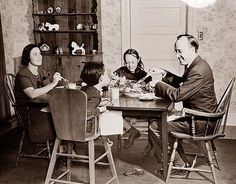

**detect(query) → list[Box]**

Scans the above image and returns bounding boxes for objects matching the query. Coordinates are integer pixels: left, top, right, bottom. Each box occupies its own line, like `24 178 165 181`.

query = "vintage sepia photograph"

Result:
0 0 235 183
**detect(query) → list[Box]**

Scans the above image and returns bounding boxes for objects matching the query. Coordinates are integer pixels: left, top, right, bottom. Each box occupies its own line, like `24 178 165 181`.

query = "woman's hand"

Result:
52 72 62 85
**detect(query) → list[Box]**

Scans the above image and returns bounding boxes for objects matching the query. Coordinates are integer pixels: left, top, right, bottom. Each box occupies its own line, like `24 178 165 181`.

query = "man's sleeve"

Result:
162 71 182 88
155 72 204 102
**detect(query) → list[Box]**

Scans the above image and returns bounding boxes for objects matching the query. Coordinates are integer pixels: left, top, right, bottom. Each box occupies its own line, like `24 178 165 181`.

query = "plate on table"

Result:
138 93 155 101
124 92 141 98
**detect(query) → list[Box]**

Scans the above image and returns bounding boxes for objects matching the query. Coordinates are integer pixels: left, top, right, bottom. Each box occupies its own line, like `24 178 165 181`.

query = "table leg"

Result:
160 111 168 181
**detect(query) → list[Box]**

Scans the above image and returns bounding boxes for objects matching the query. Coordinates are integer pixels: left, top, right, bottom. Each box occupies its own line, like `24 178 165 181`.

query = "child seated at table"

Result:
112 48 152 148
79 61 109 132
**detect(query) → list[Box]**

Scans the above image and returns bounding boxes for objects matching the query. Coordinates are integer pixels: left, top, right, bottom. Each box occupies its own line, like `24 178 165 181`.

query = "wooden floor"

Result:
0 129 236 184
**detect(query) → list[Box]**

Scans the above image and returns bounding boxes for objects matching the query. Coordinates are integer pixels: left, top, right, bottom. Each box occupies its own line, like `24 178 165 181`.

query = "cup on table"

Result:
68 82 76 89
111 87 119 100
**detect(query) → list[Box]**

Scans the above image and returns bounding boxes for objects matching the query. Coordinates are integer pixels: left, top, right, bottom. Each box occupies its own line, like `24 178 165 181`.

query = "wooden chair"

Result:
3 73 51 166
166 78 235 183
45 88 119 184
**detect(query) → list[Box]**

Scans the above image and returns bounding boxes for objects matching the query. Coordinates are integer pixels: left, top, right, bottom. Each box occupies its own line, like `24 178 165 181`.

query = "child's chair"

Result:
45 88 119 184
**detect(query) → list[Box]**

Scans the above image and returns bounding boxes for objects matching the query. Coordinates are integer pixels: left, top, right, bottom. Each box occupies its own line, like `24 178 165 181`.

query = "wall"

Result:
188 0 236 125
1 0 236 125
0 0 34 73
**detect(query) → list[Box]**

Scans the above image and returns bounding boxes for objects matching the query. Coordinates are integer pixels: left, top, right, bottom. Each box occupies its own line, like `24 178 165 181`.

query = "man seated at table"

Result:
148 34 217 173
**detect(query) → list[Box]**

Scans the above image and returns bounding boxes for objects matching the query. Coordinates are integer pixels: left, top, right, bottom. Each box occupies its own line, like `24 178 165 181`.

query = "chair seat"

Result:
170 131 226 141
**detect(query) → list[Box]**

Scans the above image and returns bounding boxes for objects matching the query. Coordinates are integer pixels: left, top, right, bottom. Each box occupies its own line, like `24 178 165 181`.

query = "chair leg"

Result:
67 142 72 181
117 135 121 154
16 129 25 166
102 137 119 184
45 138 61 184
211 140 220 170
88 140 95 184
206 141 217 184
46 140 51 159
166 139 178 183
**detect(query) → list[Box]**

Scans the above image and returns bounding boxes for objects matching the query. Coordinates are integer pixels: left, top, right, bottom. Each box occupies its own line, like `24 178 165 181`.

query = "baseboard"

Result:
224 125 236 139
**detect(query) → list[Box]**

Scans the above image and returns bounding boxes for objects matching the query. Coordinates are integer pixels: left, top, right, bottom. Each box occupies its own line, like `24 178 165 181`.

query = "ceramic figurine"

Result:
44 22 59 31
39 43 50 52
38 23 47 31
71 42 85 55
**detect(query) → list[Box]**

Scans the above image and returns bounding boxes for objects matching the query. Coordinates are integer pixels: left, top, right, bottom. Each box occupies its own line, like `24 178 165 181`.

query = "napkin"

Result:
100 110 123 135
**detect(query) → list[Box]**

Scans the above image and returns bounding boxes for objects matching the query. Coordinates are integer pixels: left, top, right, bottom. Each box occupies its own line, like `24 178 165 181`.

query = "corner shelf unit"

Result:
32 0 102 82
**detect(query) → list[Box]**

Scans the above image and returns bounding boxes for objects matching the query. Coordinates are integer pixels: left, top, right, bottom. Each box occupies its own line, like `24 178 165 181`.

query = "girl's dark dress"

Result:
114 66 152 83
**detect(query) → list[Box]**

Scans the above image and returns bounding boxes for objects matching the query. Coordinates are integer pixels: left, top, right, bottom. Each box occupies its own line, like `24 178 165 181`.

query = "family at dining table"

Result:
14 33 217 175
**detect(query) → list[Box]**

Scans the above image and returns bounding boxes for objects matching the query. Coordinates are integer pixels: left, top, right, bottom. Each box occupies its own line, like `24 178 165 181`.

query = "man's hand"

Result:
148 68 166 76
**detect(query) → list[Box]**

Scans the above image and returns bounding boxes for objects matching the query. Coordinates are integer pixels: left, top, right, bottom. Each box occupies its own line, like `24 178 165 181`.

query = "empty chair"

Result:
45 88 119 184
3 73 52 166
166 78 235 183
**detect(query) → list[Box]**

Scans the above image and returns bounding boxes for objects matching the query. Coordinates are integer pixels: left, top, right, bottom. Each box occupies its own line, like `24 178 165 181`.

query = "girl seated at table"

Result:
113 48 152 149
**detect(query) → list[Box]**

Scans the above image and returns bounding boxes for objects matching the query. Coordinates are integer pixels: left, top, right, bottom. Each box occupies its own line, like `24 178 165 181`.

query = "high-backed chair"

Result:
166 78 235 183
3 73 51 166
45 88 119 184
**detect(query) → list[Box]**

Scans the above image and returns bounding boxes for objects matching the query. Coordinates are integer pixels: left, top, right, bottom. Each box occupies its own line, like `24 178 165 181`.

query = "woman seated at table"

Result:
14 44 62 143
113 48 152 149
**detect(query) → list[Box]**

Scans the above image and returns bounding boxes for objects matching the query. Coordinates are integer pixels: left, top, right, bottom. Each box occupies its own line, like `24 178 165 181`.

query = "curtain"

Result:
0 10 10 125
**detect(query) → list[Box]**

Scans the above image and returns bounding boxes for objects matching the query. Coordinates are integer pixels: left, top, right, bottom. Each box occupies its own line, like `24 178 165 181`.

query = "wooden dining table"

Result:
107 94 174 181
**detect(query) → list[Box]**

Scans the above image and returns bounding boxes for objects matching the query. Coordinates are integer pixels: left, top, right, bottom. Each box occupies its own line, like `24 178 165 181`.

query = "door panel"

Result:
130 0 187 76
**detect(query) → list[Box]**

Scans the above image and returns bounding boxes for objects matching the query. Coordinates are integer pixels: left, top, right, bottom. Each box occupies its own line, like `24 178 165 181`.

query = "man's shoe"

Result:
124 126 141 149
170 169 188 176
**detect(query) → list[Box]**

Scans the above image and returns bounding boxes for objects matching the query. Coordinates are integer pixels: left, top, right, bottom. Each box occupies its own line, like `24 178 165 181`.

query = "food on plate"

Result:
138 93 155 100
124 86 131 93
124 92 140 98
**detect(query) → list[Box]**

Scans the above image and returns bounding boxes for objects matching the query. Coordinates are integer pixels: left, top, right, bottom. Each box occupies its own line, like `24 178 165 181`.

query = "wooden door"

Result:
123 0 187 75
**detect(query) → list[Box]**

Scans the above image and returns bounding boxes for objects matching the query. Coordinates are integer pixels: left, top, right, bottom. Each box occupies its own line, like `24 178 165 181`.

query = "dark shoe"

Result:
124 126 141 149
141 143 152 156
171 162 190 176
170 169 188 176
123 168 144 176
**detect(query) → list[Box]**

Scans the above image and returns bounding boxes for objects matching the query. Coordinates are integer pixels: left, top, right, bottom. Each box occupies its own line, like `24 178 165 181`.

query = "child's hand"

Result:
98 106 107 113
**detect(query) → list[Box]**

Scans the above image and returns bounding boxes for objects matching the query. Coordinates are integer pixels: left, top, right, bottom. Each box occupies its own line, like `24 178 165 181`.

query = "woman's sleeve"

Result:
17 75 33 90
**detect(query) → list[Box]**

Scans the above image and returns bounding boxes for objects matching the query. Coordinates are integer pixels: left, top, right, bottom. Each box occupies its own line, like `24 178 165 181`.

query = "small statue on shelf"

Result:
44 22 59 31
38 23 47 31
71 42 85 55
39 43 50 53
54 46 63 55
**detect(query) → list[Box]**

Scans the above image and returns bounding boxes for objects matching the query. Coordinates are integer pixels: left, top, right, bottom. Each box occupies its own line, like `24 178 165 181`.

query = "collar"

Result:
186 55 199 69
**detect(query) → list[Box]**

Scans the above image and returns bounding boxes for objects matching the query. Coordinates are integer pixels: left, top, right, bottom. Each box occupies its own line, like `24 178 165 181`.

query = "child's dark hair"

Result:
80 61 105 86
123 48 144 71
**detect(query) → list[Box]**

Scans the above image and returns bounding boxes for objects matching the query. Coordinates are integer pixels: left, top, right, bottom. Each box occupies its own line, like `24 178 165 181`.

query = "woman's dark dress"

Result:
14 67 55 143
